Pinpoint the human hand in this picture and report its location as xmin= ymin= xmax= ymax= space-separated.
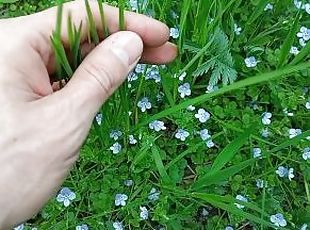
xmin=0 ymin=1 xmax=177 ymax=228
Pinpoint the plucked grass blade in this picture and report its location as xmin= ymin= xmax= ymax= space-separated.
xmin=151 ymin=145 xmax=171 ymax=185
xmin=97 ymin=0 xmax=109 ymax=37
xmin=278 ymin=13 xmax=300 ymax=67
xmin=270 ymin=130 xmax=310 ymax=153
xmin=192 ymin=159 xmax=255 ymax=190
xmin=118 ymin=0 xmax=126 ymax=30
xmin=135 ymin=62 xmax=310 ymax=129
xmin=85 ymin=0 xmax=99 ymax=45
xmin=192 ymin=193 xmax=278 ymax=229
xmin=210 ymin=124 xmax=254 ymax=173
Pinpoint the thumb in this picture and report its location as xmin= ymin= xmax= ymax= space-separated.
xmin=50 ymin=31 xmax=143 ymax=119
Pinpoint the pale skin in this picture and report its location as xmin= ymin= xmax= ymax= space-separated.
xmin=0 ymin=1 xmax=177 ymax=229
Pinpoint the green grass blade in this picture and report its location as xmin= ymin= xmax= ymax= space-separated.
xmin=151 ymin=145 xmax=171 ymax=185
xmin=192 ymin=193 xmax=278 ymax=229
xmin=118 ymin=0 xmax=126 ymax=30
xmin=178 ymin=0 xmax=191 ymax=53
xmin=246 ymin=0 xmax=269 ymax=26
xmin=278 ymin=13 xmax=300 ymax=67
xmin=55 ymin=0 xmax=63 ymax=38
xmin=270 ymin=130 xmax=310 ymax=153
xmin=192 ymin=159 xmax=255 ymax=190
xmin=211 ymin=124 xmax=254 ymax=173
xmin=97 ymin=0 xmax=109 ymax=37
xmin=135 ymin=62 xmax=310 ymax=129
xmin=85 ymin=0 xmax=99 ymax=45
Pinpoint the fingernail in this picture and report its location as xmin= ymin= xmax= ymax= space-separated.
xmin=110 ymin=31 xmax=143 ymax=67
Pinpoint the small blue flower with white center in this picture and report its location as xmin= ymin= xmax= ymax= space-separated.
xmin=300 ymin=224 xmax=308 ymax=230
xmin=137 ymin=97 xmax=152 ymax=112
xmin=290 ymin=46 xmax=300 ymax=55
xmin=303 ymin=147 xmax=310 ymax=160
xmin=256 ymin=179 xmax=267 ymax=189
xmin=140 ymin=206 xmax=149 ymax=220
xmin=276 ymin=166 xmax=289 ymax=178
xmin=110 ymin=142 xmax=122 ymax=154
xmin=294 ymin=0 xmax=304 ymax=9
xmin=206 ymin=84 xmax=219 ymax=94
xmin=148 ymin=188 xmax=160 ymax=201
xmin=297 ymin=26 xmax=310 ymax=42
xmin=244 ymin=56 xmax=258 ymax=68
xmin=283 ymin=108 xmax=294 ymax=117
xmin=235 ymin=195 xmax=248 ymax=209
xmin=170 ymin=27 xmax=180 ymax=39
xmin=234 ymin=24 xmax=242 ymax=35
xmin=149 ymin=120 xmax=166 ymax=132
xmin=113 ymin=221 xmax=124 ymax=230
xmin=206 ymin=140 xmax=215 ymax=148
xmin=135 ymin=64 xmax=146 ymax=74
xmin=129 ymin=135 xmax=137 ymax=145
xmin=128 ymin=72 xmax=138 ymax=84
xmin=270 ymin=213 xmax=287 ymax=227
xmin=115 ymin=193 xmax=128 ymax=207
xmin=225 ymin=226 xmax=234 ymax=230
xmin=14 ymin=224 xmax=24 ymax=230
xmin=199 ymin=129 xmax=211 ymax=141
xmin=56 ymin=187 xmax=76 ymax=207
xmin=288 ymin=168 xmax=294 ymax=180
xmin=305 ymin=3 xmax=310 ymax=14
xmin=124 ymin=179 xmax=133 ymax=187
xmin=261 ymin=128 xmax=270 ymax=138
xmin=187 ymin=105 xmax=196 ymax=111
xmin=289 ymin=128 xmax=302 ymax=138
xmin=195 ymin=108 xmax=211 ymax=123
xmin=262 ymin=112 xmax=272 ymax=125
xmin=253 ymin=147 xmax=262 ymax=159
xmin=175 ymin=129 xmax=190 ymax=141
xmin=110 ymin=130 xmax=122 ymax=141
xmin=146 ymin=65 xmax=161 ymax=83
xmin=264 ymin=3 xmax=273 ymax=11
xmin=95 ymin=113 xmax=103 ymax=126
xmin=306 ymin=101 xmax=310 ymax=109
xmin=178 ymin=83 xmax=191 ymax=98
xmin=76 ymin=224 xmax=89 ymax=230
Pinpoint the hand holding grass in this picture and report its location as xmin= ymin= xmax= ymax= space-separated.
xmin=0 ymin=1 xmax=177 ymax=228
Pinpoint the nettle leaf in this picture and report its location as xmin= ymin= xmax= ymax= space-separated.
xmin=194 ymin=28 xmax=237 ymax=86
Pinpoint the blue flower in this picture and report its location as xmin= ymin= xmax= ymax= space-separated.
xmin=306 ymin=101 xmax=310 ymax=110
xmin=303 ymin=147 xmax=310 ymax=160
xmin=195 ymin=108 xmax=211 ymax=123
xmin=261 ymin=128 xmax=270 ymax=138
xmin=256 ymin=179 xmax=267 ymax=189
xmin=135 ymin=64 xmax=146 ymax=74
xmin=206 ymin=139 xmax=215 ymax=148
xmin=288 ymin=168 xmax=295 ymax=180
xmin=289 ymin=128 xmax=302 ymax=138
xmin=175 ymin=129 xmax=190 ymax=141
xmin=115 ymin=193 xmax=128 ymax=207
xmin=170 ymin=27 xmax=180 ymax=39
xmin=187 ymin=105 xmax=196 ymax=111
xmin=137 ymin=97 xmax=152 ymax=112
xmin=124 ymin=179 xmax=134 ymax=187
xmin=113 ymin=221 xmax=124 ymax=230
xmin=244 ymin=56 xmax=258 ymax=68
xmin=290 ymin=46 xmax=300 ymax=55
xmin=253 ymin=147 xmax=262 ymax=159
xmin=270 ymin=213 xmax=287 ymax=227
xmin=235 ymin=195 xmax=248 ymax=209
xmin=297 ymin=26 xmax=310 ymax=42
xmin=294 ymin=0 xmax=304 ymax=9
xmin=95 ymin=113 xmax=103 ymax=126
xmin=199 ymin=129 xmax=211 ymax=141
xmin=14 ymin=224 xmax=24 ymax=230
xmin=178 ymin=83 xmax=191 ymax=98
xmin=262 ymin=112 xmax=272 ymax=125
xmin=225 ymin=227 xmax=234 ymax=230
xmin=76 ymin=224 xmax=89 ymax=230
xmin=206 ymin=84 xmax=219 ymax=93
xmin=300 ymin=224 xmax=308 ymax=230
xmin=148 ymin=188 xmax=160 ymax=201
xmin=129 ymin=135 xmax=137 ymax=145
xmin=110 ymin=130 xmax=122 ymax=141
xmin=306 ymin=3 xmax=310 ymax=14
xmin=234 ymin=24 xmax=242 ymax=35
xmin=264 ymin=3 xmax=273 ymax=11
xmin=146 ymin=65 xmax=161 ymax=83
xmin=149 ymin=120 xmax=166 ymax=132
xmin=110 ymin=142 xmax=122 ymax=154
xmin=276 ymin=166 xmax=288 ymax=178
xmin=128 ymin=72 xmax=138 ymax=82
xmin=56 ymin=187 xmax=76 ymax=207
xmin=140 ymin=206 xmax=149 ymax=220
